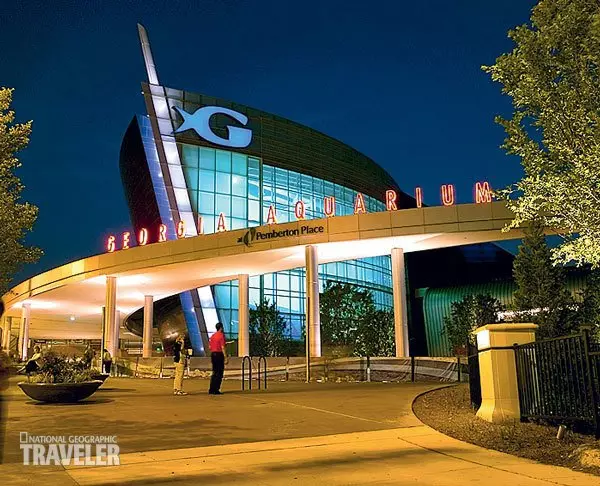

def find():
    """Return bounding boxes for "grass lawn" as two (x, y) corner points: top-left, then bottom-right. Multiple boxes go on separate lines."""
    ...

(413, 384), (600, 476)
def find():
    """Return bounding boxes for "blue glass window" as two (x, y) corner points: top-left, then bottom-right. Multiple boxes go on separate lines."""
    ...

(199, 169), (215, 192)
(216, 172), (230, 194)
(216, 150), (231, 173)
(200, 148), (215, 170)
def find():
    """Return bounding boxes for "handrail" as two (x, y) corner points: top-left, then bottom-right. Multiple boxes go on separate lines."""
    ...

(241, 355), (252, 391)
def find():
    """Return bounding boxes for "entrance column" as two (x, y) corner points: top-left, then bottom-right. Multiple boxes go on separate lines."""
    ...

(18, 303), (31, 360)
(305, 245), (321, 358)
(142, 295), (153, 358)
(114, 309), (121, 357)
(104, 276), (117, 357)
(238, 274), (249, 357)
(2, 316), (10, 351)
(2, 316), (9, 351)
(391, 248), (409, 358)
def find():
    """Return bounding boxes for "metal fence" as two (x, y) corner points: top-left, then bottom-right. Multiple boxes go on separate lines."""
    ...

(514, 329), (600, 437)
(467, 341), (481, 410)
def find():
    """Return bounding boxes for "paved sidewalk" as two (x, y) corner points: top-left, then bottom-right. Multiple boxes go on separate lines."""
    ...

(1, 377), (598, 485)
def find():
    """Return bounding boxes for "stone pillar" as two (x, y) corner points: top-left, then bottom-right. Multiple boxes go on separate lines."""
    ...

(238, 274), (249, 357)
(104, 277), (117, 357)
(474, 323), (538, 423)
(143, 295), (153, 358)
(18, 304), (31, 360)
(305, 245), (321, 358)
(391, 248), (409, 357)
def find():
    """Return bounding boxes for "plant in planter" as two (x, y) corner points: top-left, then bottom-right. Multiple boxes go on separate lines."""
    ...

(18, 350), (103, 403)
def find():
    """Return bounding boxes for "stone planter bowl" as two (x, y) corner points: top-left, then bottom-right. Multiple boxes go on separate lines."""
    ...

(18, 381), (103, 403)
(90, 373), (110, 383)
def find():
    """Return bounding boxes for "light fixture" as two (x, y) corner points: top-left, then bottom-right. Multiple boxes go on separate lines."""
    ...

(69, 316), (76, 321)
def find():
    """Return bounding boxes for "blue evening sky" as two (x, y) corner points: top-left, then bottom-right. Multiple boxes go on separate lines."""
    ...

(2, 0), (537, 281)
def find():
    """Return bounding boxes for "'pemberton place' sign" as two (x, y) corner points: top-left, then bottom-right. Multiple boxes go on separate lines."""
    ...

(105, 182), (493, 253)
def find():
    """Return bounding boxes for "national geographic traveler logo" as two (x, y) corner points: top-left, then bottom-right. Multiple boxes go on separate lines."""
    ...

(237, 225), (325, 247)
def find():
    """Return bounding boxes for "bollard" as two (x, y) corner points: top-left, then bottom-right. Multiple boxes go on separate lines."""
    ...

(366, 356), (371, 382)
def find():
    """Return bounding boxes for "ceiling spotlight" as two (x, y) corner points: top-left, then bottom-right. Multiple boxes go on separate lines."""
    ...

(69, 316), (76, 321)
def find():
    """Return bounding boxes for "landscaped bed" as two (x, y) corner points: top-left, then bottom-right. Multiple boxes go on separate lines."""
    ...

(413, 384), (600, 476)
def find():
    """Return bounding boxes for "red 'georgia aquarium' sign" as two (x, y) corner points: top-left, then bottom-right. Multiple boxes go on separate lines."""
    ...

(105, 182), (493, 253)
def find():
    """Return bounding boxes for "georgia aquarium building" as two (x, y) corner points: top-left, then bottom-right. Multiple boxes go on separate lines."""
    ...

(119, 26), (513, 356)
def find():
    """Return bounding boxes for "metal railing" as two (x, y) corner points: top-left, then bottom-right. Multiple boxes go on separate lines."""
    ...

(514, 329), (600, 437)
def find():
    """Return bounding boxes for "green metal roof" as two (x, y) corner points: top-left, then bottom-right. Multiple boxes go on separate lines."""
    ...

(422, 271), (590, 356)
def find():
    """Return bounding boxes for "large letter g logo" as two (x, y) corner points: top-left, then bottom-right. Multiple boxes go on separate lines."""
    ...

(173, 106), (252, 148)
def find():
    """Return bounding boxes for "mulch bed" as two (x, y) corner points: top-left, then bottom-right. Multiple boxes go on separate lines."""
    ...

(413, 384), (600, 476)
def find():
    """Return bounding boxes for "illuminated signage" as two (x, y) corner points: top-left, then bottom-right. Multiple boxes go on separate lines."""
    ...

(216, 213), (227, 232)
(173, 106), (252, 148)
(104, 181), (493, 252)
(441, 184), (455, 206)
(294, 200), (306, 220)
(475, 181), (492, 203)
(266, 205), (277, 225)
(324, 196), (336, 217)
(415, 187), (423, 208)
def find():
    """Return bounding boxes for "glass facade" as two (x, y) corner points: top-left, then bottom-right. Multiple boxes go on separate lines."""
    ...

(179, 143), (393, 340)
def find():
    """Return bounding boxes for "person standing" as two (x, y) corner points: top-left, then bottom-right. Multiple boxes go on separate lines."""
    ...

(173, 335), (188, 396)
(208, 323), (227, 395)
(102, 348), (112, 375)
(83, 343), (94, 369)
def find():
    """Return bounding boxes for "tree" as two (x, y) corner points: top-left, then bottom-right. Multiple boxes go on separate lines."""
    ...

(444, 294), (504, 352)
(574, 270), (600, 339)
(319, 281), (374, 348)
(484, 0), (600, 267)
(354, 308), (395, 357)
(0, 88), (41, 294)
(512, 220), (576, 338)
(249, 298), (288, 357)
(320, 281), (396, 357)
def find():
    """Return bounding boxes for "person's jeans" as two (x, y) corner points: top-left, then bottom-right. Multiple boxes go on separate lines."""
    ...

(209, 352), (225, 393)
(173, 361), (185, 391)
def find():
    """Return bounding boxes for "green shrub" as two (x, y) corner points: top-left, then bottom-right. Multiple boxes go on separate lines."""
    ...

(33, 350), (95, 383)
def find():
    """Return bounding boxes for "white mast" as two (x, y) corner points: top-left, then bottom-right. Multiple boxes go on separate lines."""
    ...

(137, 23), (159, 85)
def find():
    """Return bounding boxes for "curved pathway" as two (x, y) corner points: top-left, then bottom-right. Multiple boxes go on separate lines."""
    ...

(1, 378), (597, 485)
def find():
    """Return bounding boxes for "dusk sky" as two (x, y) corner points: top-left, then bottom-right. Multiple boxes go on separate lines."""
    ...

(3, 0), (537, 282)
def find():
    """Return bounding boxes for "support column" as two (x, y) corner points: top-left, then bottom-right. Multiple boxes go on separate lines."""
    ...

(238, 274), (249, 357)
(475, 323), (538, 423)
(2, 316), (10, 351)
(18, 304), (31, 360)
(305, 245), (321, 358)
(113, 309), (121, 357)
(143, 296), (153, 358)
(391, 248), (410, 358)
(104, 277), (117, 357)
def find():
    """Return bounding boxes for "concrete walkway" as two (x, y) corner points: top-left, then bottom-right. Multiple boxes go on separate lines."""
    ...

(1, 377), (598, 485)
